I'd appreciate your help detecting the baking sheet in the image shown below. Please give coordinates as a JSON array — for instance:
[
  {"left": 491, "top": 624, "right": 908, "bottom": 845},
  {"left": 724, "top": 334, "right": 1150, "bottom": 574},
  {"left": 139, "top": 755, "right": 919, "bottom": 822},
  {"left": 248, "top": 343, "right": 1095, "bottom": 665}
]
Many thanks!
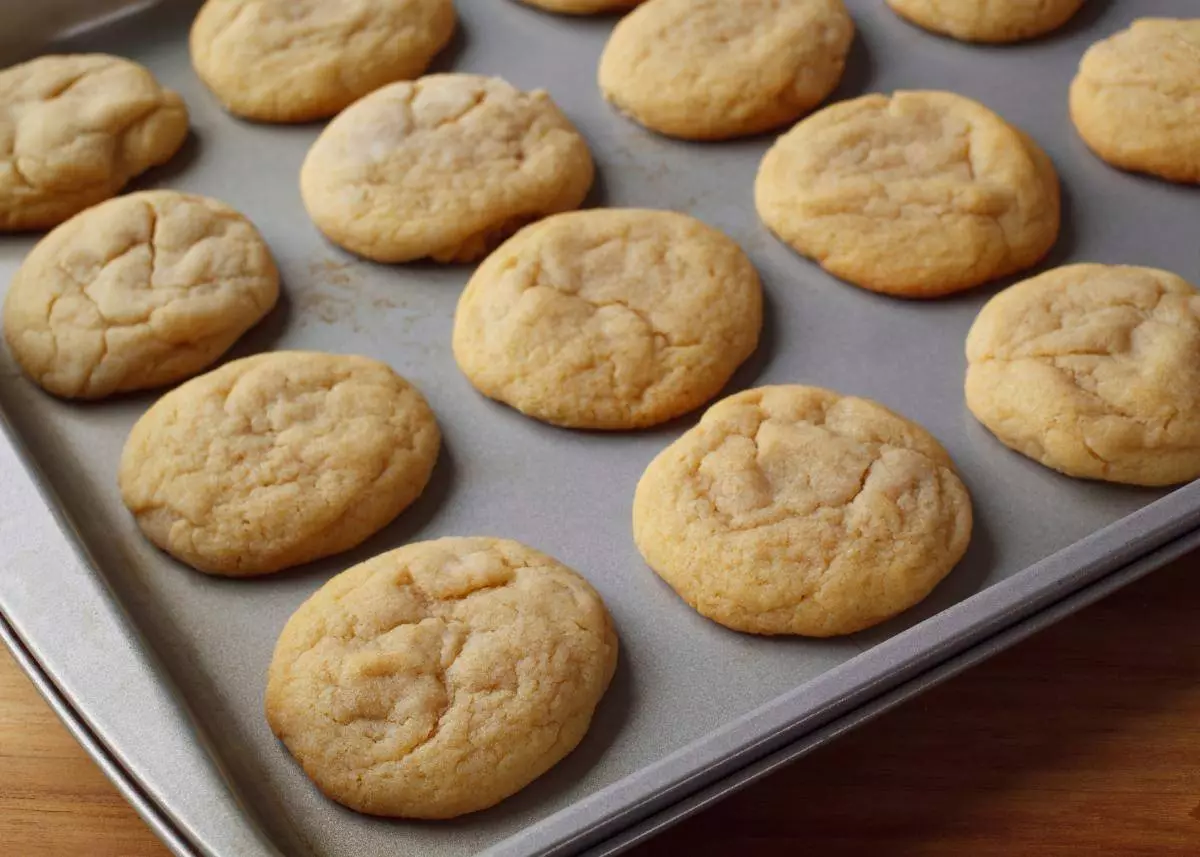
[{"left": 1, "top": 1, "right": 1198, "bottom": 856}]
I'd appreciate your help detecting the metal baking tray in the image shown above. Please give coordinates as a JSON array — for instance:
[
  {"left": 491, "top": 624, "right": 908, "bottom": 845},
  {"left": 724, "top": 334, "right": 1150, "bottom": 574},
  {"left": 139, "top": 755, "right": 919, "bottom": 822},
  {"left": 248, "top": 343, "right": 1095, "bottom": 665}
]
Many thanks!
[{"left": 2, "top": 1, "right": 1198, "bottom": 856}]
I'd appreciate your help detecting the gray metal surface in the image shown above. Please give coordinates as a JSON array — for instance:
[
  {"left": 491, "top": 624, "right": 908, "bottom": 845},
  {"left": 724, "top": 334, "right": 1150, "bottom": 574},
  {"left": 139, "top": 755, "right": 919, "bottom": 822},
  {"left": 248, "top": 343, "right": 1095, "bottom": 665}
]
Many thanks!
[{"left": 0, "top": 2, "right": 1197, "bottom": 857}]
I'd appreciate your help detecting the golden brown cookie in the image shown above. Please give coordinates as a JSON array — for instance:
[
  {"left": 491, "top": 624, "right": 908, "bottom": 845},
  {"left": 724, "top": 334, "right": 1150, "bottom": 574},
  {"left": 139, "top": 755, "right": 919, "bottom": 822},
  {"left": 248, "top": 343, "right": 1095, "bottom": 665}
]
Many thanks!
[
  {"left": 300, "top": 73, "right": 594, "bottom": 263},
  {"left": 598, "top": 0, "right": 854, "bottom": 141},
  {"left": 966, "top": 264, "right": 1200, "bottom": 486},
  {"left": 452, "top": 209, "right": 762, "bottom": 429},
  {"left": 518, "top": 0, "right": 644, "bottom": 14},
  {"left": 265, "top": 537, "right": 618, "bottom": 818},
  {"left": 887, "top": 0, "right": 1084, "bottom": 43},
  {"left": 0, "top": 54, "right": 188, "bottom": 231},
  {"left": 118, "top": 352, "right": 440, "bottom": 575},
  {"left": 3, "top": 190, "right": 278, "bottom": 399},
  {"left": 1069, "top": 19, "right": 1200, "bottom": 184},
  {"left": 633, "top": 385, "right": 972, "bottom": 637},
  {"left": 189, "top": 0, "right": 457, "bottom": 123},
  {"left": 755, "top": 91, "right": 1060, "bottom": 297}
]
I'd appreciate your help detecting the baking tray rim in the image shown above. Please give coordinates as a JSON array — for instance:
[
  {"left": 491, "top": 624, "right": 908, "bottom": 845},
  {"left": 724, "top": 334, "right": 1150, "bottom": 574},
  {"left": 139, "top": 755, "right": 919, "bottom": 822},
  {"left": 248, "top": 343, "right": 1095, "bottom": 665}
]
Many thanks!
[{"left": 3, "top": 406, "right": 1200, "bottom": 857}]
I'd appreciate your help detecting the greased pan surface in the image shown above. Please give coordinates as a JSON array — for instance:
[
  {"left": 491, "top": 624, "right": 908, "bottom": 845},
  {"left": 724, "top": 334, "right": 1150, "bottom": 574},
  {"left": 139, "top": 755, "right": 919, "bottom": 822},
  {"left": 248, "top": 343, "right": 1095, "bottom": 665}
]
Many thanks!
[{"left": 1, "top": 2, "right": 1198, "bottom": 856}]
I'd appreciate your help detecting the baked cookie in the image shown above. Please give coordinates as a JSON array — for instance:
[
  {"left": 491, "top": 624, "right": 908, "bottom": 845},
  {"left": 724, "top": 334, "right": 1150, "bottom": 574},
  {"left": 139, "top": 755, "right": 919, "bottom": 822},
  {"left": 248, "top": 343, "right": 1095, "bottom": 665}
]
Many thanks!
[
  {"left": 300, "top": 73, "right": 594, "bottom": 263},
  {"left": 598, "top": 0, "right": 854, "bottom": 141},
  {"left": 887, "top": 0, "right": 1084, "bottom": 43},
  {"left": 4, "top": 191, "right": 278, "bottom": 399},
  {"left": 266, "top": 537, "right": 618, "bottom": 818},
  {"left": 966, "top": 264, "right": 1200, "bottom": 486},
  {"left": 118, "top": 352, "right": 440, "bottom": 575},
  {"left": 755, "top": 91, "right": 1060, "bottom": 297},
  {"left": 518, "top": 0, "right": 644, "bottom": 14},
  {"left": 1070, "top": 19, "right": 1200, "bottom": 185},
  {"left": 0, "top": 54, "right": 188, "bottom": 231},
  {"left": 189, "top": 0, "right": 456, "bottom": 123},
  {"left": 453, "top": 209, "right": 762, "bottom": 429},
  {"left": 633, "top": 385, "right": 972, "bottom": 637}
]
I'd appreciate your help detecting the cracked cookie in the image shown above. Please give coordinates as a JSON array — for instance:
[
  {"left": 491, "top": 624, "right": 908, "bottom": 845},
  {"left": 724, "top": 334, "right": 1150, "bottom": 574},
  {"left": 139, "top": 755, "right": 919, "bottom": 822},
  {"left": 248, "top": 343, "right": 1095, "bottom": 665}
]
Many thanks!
[
  {"left": 265, "top": 536, "right": 618, "bottom": 818},
  {"left": 189, "top": 0, "right": 456, "bottom": 123},
  {"left": 1070, "top": 19, "right": 1200, "bottom": 184},
  {"left": 633, "top": 385, "right": 972, "bottom": 636},
  {"left": 0, "top": 54, "right": 188, "bottom": 231},
  {"left": 3, "top": 190, "right": 279, "bottom": 399},
  {"left": 118, "top": 351, "right": 440, "bottom": 575},
  {"left": 452, "top": 209, "right": 762, "bottom": 429},
  {"left": 300, "top": 73, "right": 594, "bottom": 263},
  {"left": 966, "top": 264, "right": 1200, "bottom": 486},
  {"left": 518, "top": 0, "right": 644, "bottom": 14},
  {"left": 887, "top": 0, "right": 1084, "bottom": 43},
  {"left": 598, "top": 0, "right": 854, "bottom": 141},
  {"left": 755, "top": 90, "right": 1060, "bottom": 297}
]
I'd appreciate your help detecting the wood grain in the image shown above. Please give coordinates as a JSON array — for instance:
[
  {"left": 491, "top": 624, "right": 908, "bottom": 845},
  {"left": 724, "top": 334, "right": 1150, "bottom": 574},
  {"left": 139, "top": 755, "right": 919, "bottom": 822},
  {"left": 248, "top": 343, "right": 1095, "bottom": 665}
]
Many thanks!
[{"left": 2, "top": 555, "right": 1198, "bottom": 856}]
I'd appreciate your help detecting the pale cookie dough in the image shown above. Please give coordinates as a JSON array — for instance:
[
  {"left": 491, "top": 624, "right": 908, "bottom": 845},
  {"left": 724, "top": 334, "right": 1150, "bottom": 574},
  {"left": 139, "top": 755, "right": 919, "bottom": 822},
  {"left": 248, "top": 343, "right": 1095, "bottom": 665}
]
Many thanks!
[
  {"left": 118, "top": 352, "right": 440, "bottom": 575},
  {"left": 633, "top": 385, "right": 972, "bottom": 637},
  {"left": 598, "top": 0, "right": 854, "bottom": 141},
  {"left": 4, "top": 191, "right": 278, "bottom": 399},
  {"left": 453, "top": 209, "right": 762, "bottom": 429},
  {"left": 518, "top": 0, "right": 644, "bottom": 14},
  {"left": 966, "top": 264, "right": 1200, "bottom": 486},
  {"left": 189, "top": 0, "right": 457, "bottom": 123},
  {"left": 300, "top": 73, "right": 594, "bottom": 263},
  {"left": 1070, "top": 19, "right": 1200, "bottom": 185},
  {"left": 887, "top": 0, "right": 1084, "bottom": 43},
  {"left": 755, "top": 91, "right": 1060, "bottom": 297},
  {"left": 265, "top": 537, "right": 618, "bottom": 818},
  {"left": 0, "top": 54, "right": 189, "bottom": 231}
]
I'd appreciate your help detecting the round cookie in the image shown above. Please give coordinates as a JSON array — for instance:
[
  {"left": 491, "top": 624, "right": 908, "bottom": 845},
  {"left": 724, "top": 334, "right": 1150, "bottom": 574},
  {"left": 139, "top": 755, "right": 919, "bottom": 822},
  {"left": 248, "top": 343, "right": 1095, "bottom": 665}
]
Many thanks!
[
  {"left": 0, "top": 54, "right": 188, "bottom": 231},
  {"left": 887, "top": 0, "right": 1084, "bottom": 43},
  {"left": 189, "top": 0, "right": 456, "bottom": 123},
  {"left": 633, "top": 385, "right": 972, "bottom": 637},
  {"left": 265, "top": 537, "right": 618, "bottom": 818},
  {"left": 118, "top": 352, "right": 440, "bottom": 576},
  {"left": 518, "top": 0, "right": 644, "bottom": 14},
  {"left": 965, "top": 264, "right": 1200, "bottom": 486},
  {"left": 1069, "top": 19, "right": 1200, "bottom": 185},
  {"left": 3, "top": 191, "right": 279, "bottom": 399},
  {"left": 755, "top": 90, "right": 1060, "bottom": 298},
  {"left": 453, "top": 209, "right": 762, "bottom": 429},
  {"left": 633, "top": 384, "right": 969, "bottom": 628},
  {"left": 598, "top": 0, "right": 854, "bottom": 141},
  {"left": 300, "top": 73, "right": 594, "bottom": 264}
]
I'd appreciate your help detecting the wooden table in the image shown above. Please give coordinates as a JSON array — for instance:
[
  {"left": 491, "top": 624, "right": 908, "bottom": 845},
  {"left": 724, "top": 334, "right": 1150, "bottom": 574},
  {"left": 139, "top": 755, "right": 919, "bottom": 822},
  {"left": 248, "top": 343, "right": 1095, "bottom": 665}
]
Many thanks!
[{"left": 3, "top": 555, "right": 1198, "bottom": 857}]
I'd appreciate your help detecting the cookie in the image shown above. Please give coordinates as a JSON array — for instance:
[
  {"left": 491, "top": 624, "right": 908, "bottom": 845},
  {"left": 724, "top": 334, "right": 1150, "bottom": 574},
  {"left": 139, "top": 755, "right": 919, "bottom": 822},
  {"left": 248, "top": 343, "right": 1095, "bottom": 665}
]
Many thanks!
[
  {"left": 633, "top": 385, "right": 972, "bottom": 637},
  {"left": 598, "top": 0, "right": 854, "bottom": 141},
  {"left": 189, "top": 0, "right": 456, "bottom": 123},
  {"left": 265, "top": 537, "right": 618, "bottom": 818},
  {"left": 887, "top": 0, "right": 1084, "bottom": 43},
  {"left": 755, "top": 91, "right": 1060, "bottom": 297},
  {"left": 3, "top": 191, "right": 278, "bottom": 399},
  {"left": 965, "top": 264, "right": 1200, "bottom": 486},
  {"left": 453, "top": 209, "right": 762, "bottom": 429},
  {"left": 518, "top": 0, "right": 644, "bottom": 14},
  {"left": 300, "top": 73, "right": 594, "bottom": 264},
  {"left": 0, "top": 54, "right": 188, "bottom": 231},
  {"left": 118, "top": 352, "right": 440, "bottom": 575},
  {"left": 1069, "top": 19, "right": 1200, "bottom": 185}
]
